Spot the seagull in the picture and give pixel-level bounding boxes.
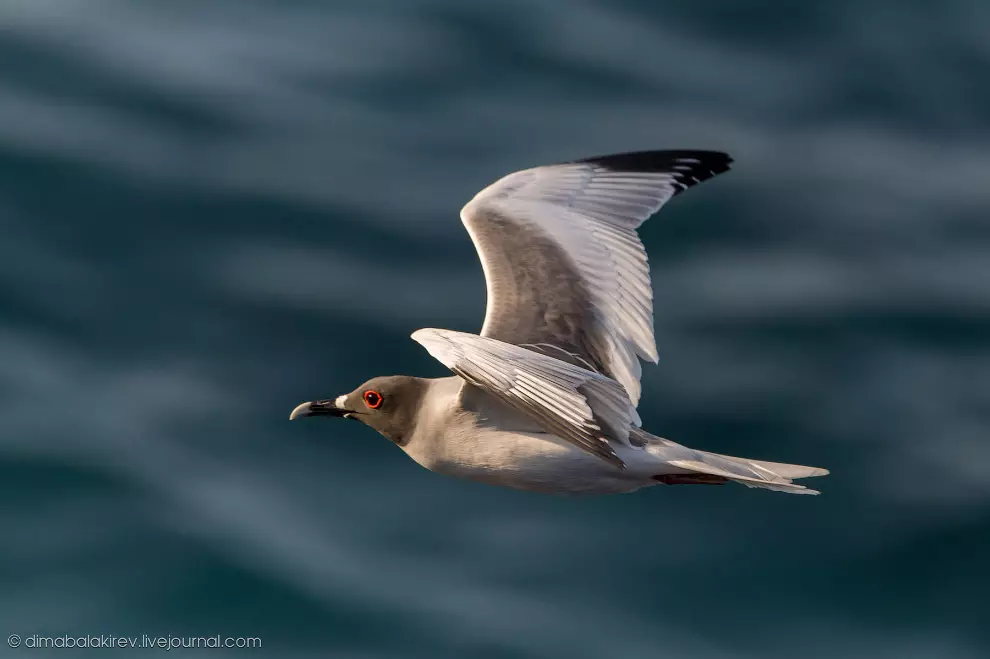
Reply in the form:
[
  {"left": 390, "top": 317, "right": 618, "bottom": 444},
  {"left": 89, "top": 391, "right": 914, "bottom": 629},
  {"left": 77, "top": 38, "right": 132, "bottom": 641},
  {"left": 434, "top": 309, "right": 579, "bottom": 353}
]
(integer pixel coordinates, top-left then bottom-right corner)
[{"left": 290, "top": 150, "right": 829, "bottom": 495}]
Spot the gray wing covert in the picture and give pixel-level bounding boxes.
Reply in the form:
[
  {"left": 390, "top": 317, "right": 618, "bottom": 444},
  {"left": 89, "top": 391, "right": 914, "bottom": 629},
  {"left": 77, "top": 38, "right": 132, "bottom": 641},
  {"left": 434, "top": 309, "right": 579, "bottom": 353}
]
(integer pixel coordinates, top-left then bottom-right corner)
[{"left": 460, "top": 150, "right": 732, "bottom": 406}]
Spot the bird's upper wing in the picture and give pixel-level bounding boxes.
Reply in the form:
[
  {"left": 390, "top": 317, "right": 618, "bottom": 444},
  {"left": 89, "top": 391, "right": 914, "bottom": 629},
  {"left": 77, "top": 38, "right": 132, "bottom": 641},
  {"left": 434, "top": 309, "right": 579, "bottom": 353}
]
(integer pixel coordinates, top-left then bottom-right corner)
[
  {"left": 411, "top": 328, "right": 640, "bottom": 468},
  {"left": 460, "top": 150, "right": 731, "bottom": 406}
]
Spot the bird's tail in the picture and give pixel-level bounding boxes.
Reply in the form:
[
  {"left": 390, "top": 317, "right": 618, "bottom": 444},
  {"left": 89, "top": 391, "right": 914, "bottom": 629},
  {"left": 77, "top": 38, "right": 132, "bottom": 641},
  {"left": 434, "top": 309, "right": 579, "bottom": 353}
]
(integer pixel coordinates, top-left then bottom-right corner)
[
  {"left": 636, "top": 431, "right": 829, "bottom": 495},
  {"left": 665, "top": 449, "right": 829, "bottom": 495},
  {"left": 668, "top": 451, "right": 828, "bottom": 494}
]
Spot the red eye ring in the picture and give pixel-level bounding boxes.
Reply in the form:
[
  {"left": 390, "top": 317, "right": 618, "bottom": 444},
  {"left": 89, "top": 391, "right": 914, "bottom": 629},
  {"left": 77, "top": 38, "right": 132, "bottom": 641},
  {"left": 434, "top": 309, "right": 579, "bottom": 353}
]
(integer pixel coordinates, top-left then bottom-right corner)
[{"left": 362, "top": 390, "right": 383, "bottom": 409}]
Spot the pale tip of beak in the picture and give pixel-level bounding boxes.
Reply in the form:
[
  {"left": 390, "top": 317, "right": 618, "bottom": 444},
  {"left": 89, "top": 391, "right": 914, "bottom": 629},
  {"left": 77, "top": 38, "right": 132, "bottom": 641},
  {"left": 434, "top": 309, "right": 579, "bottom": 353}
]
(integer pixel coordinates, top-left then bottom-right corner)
[{"left": 289, "top": 401, "right": 312, "bottom": 421}]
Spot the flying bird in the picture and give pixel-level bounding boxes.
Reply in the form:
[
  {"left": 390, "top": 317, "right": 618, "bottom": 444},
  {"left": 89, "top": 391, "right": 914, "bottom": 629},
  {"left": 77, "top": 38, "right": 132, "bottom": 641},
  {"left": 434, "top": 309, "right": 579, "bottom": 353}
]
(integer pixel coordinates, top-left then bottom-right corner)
[{"left": 291, "top": 150, "right": 828, "bottom": 495}]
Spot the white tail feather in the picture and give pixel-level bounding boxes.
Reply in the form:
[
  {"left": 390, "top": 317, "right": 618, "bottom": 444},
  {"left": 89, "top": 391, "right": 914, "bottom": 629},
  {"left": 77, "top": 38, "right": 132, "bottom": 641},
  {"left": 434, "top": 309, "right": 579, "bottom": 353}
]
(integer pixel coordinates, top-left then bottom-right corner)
[
  {"left": 667, "top": 454, "right": 828, "bottom": 495},
  {"left": 730, "top": 456, "right": 829, "bottom": 481}
]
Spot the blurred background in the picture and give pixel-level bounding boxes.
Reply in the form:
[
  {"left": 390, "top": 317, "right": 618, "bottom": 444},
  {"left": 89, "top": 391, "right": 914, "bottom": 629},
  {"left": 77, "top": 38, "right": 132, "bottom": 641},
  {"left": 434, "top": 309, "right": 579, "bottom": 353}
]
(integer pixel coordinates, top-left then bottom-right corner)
[{"left": 2, "top": 0, "right": 989, "bottom": 657}]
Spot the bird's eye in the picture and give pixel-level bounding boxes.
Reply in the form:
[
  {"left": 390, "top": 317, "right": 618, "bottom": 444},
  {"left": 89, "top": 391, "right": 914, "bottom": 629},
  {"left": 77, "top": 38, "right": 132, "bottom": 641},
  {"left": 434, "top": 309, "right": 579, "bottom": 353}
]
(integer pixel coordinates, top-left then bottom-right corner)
[{"left": 363, "top": 390, "right": 383, "bottom": 409}]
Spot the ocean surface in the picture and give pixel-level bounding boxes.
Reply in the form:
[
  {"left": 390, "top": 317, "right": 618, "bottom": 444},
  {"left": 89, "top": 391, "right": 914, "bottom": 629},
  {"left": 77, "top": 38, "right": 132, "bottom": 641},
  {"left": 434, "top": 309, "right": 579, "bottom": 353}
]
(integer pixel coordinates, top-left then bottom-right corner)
[{"left": 2, "top": 1, "right": 989, "bottom": 657}]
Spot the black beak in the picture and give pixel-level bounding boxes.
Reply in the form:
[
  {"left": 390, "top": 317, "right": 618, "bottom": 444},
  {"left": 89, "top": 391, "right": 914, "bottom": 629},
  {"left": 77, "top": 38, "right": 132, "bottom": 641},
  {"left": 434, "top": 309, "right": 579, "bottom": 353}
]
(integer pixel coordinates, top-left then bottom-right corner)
[{"left": 289, "top": 399, "right": 349, "bottom": 420}]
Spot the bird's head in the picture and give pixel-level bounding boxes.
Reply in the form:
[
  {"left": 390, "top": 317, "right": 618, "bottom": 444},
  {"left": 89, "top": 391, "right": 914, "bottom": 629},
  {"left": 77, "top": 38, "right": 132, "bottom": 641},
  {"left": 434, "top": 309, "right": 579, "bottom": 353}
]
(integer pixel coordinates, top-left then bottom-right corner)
[{"left": 289, "top": 375, "right": 429, "bottom": 446}]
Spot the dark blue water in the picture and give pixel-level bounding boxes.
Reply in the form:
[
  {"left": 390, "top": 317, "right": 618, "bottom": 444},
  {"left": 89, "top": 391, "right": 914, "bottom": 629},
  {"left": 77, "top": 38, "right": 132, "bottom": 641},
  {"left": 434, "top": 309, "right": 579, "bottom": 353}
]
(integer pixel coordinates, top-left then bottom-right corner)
[{"left": 2, "top": 1, "right": 989, "bottom": 657}]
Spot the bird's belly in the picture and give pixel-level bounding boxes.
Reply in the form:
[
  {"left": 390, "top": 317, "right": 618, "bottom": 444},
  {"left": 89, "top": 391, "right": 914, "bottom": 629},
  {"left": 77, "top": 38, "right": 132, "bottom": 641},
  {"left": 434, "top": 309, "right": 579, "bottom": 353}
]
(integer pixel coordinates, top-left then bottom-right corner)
[{"left": 410, "top": 430, "right": 655, "bottom": 495}]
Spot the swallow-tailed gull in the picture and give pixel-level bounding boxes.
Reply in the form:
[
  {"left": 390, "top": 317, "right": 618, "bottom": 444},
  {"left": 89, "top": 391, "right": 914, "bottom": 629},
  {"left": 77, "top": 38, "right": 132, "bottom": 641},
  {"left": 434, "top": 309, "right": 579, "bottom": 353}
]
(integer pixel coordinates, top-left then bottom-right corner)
[{"left": 290, "top": 150, "right": 829, "bottom": 495}]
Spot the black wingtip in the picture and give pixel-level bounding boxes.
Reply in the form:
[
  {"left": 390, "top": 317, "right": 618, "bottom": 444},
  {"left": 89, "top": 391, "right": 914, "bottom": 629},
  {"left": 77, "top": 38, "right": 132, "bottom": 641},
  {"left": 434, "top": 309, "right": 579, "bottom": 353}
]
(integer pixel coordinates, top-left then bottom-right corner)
[{"left": 572, "top": 149, "right": 733, "bottom": 195}]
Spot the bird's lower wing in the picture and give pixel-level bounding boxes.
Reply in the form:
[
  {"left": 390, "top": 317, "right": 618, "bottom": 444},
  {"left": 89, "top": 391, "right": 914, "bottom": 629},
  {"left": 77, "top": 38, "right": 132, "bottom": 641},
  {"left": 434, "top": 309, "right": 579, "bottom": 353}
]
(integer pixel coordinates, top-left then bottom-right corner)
[{"left": 411, "top": 328, "right": 640, "bottom": 469}]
